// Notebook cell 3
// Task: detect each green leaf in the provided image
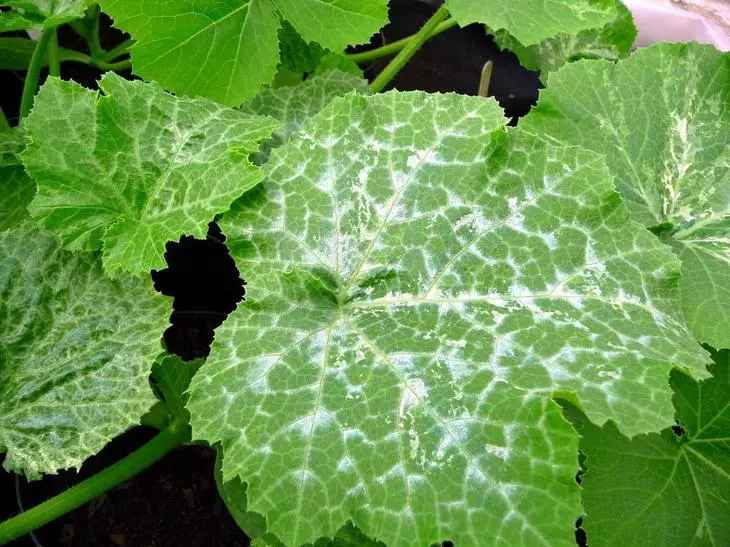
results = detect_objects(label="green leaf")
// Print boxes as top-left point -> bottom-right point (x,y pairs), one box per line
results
493,1 -> 636,77
0,128 -> 34,231
151,354 -> 203,425
0,9 -> 38,31
578,349 -> 730,545
188,91 -> 709,546
0,37 -> 89,71
446,0 -> 619,46
98,0 -> 387,106
278,20 -> 328,75
0,224 -> 170,479
521,43 -> 730,348
1,0 -> 87,29
21,73 -> 280,277
240,70 -> 370,163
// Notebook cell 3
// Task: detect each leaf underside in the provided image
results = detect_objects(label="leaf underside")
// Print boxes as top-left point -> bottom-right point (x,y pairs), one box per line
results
98,0 -> 388,106
493,0 -> 636,77
579,349 -> 730,546
188,91 -> 708,546
21,73 -> 280,277
446,0 -> 619,46
521,42 -> 730,348
0,225 -> 170,479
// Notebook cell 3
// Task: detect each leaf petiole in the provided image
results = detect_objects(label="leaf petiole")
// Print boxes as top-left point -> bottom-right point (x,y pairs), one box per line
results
19,30 -> 54,119
47,29 -> 61,77
370,6 -> 451,93
0,424 -> 189,545
346,18 -> 458,65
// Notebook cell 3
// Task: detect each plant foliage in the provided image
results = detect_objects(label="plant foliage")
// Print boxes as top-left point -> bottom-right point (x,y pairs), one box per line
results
522,42 -> 730,349
187,91 -> 710,546
0,224 -> 170,479
21,73 -> 280,277
97,0 -> 388,106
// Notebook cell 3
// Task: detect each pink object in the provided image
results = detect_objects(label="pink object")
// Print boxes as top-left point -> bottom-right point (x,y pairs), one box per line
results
624,0 -> 730,51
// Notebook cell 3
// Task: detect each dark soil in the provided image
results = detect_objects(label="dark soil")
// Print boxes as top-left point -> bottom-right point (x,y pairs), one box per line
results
0,1 -> 543,545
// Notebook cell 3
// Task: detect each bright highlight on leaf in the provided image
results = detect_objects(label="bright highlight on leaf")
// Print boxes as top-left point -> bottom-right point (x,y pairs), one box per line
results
0,225 -> 170,479
521,42 -> 730,349
578,349 -> 730,546
446,0 -> 619,46
98,0 -> 388,106
21,73 -> 280,277
188,92 -> 709,546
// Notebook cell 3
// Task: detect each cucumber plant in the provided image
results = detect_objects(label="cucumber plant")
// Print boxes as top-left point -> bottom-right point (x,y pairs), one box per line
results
0,1 -> 728,545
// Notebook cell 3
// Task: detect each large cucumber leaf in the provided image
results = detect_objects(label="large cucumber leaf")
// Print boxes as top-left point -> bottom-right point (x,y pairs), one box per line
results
98,0 -> 387,106
521,43 -> 730,348
577,349 -> 730,545
21,73 -> 280,277
0,225 -> 170,479
187,92 -> 708,546
446,0 -> 619,46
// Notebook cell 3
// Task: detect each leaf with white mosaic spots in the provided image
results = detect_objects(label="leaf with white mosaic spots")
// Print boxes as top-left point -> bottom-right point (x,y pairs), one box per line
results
0,224 -> 170,479
493,0 -> 636,78
188,92 -> 709,547
521,43 -> 730,348
447,0 -> 619,46
21,73 -> 280,277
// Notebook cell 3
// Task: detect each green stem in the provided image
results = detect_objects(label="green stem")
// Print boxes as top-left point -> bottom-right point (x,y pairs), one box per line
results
102,38 -> 134,62
88,4 -> 103,61
47,29 -> 61,77
19,30 -> 54,120
0,424 -> 188,545
370,6 -> 451,93
94,58 -> 132,72
346,18 -> 458,64
0,107 -> 10,130
478,61 -> 493,97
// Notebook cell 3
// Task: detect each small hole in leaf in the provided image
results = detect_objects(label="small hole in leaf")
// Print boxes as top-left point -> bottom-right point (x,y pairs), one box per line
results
575,517 -> 587,547
575,470 -> 583,485
152,222 -> 245,360
671,424 -> 686,437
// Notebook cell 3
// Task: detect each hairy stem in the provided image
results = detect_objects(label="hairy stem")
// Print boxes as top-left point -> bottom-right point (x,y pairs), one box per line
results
47,29 -> 61,77
346,18 -> 458,64
371,6 -> 451,93
19,30 -> 54,119
0,424 -> 189,545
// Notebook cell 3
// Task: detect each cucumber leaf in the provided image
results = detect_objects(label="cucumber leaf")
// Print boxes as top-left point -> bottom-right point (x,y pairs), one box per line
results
0,224 -> 170,479
0,0 -> 87,30
188,92 -> 708,546
446,0 -> 619,46
493,1 -> 636,78
578,349 -> 730,545
98,0 -> 387,106
21,73 -> 280,277
521,43 -> 730,348
0,128 -> 33,231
